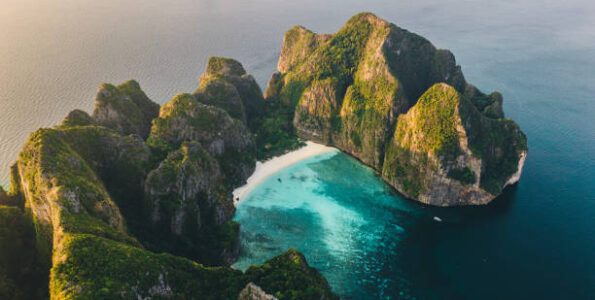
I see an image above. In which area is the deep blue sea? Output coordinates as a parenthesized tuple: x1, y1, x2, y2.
(1, 0, 594, 298)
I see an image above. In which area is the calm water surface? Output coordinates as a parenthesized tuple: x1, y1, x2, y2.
(1, 0, 594, 298)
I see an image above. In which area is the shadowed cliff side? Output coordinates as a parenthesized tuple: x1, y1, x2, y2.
(3, 66, 336, 298)
(266, 12, 527, 205)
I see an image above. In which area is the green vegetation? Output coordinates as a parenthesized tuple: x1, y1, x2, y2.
(0, 11, 529, 298)
(51, 233, 246, 299)
(142, 141, 238, 265)
(59, 110, 94, 127)
(394, 83, 462, 157)
(197, 57, 265, 129)
(206, 57, 246, 76)
(10, 111, 335, 298)
(382, 145, 429, 198)
(245, 249, 338, 300)
(151, 93, 239, 145)
(52, 233, 333, 299)
(92, 80, 159, 139)
(272, 12, 525, 202)
(195, 77, 246, 123)
(464, 114, 527, 193)
(447, 167, 476, 185)
(0, 206, 48, 299)
(150, 92, 256, 191)
(383, 84, 462, 198)
(383, 83, 526, 200)
(251, 98, 305, 160)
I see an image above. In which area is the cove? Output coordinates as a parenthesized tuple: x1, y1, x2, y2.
(233, 150, 437, 299)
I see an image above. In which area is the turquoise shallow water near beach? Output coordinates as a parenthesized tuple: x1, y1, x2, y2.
(233, 150, 423, 298)
(234, 147, 594, 299)
(1, 0, 594, 298)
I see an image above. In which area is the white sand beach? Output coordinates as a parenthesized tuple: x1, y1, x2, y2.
(233, 141, 337, 204)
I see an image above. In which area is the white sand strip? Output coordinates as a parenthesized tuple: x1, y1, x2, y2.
(233, 141, 337, 204)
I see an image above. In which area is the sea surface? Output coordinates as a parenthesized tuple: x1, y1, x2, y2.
(1, 0, 594, 298)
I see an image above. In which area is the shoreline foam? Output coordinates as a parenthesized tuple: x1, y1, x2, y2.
(233, 141, 337, 204)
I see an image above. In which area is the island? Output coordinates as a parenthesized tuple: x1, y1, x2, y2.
(0, 12, 526, 299)
(266, 12, 527, 206)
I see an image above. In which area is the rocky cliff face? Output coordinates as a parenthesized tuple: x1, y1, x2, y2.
(92, 80, 160, 139)
(144, 140, 239, 265)
(268, 12, 527, 205)
(382, 83, 526, 205)
(238, 283, 278, 300)
(144, 89, 255, 264)
(3, 73, 335, 298)
(194, 57, 265, 129)
(145, 141, 230, 233)
(150, 93, 256, 187)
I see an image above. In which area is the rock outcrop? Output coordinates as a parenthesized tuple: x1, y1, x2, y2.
(150, 93, 256, 187)
(238, 283, 278, 300)
(194, 57, 265, 128)
(382, 83, 526, 205)
(0, 205, 48, 299)
(144, 140, 239, 265)
(244, 249, 337, 300)
(145, 141, 231, 233)
(59, 109, 94, 127)
(92, 80, 160, 139)
(4, 75, 335, 298)
(267, 12, 527, 205)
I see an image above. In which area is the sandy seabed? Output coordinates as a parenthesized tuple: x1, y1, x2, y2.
(232, 141, 337, 204)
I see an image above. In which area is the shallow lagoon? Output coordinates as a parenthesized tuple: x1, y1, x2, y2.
(234, 147, 594, 299)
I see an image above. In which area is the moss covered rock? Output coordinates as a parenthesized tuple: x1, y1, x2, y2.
(150, 93, 256, 187)
(144, 141, 238, 265)
(59, 110, 95, 128)
(269, 12, 527, 205)
(0, 205, 48, 299)
(194, 57, 265, 128)
(92, 80, 160, 139)
(245, 249, 337, 300)
(195, 76, 247, 123)
(8, 113, 335, 298)
(382, 83, 527, 205)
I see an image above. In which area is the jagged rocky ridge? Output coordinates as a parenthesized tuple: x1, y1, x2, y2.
(0, 12, 529, 299)
(266, 12, 527, 205)
(0, 58, 336, 299)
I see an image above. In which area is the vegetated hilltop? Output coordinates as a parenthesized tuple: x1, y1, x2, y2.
(0, 12, 529, 299)
(0, 57, 335, 299)
(266, 12, 527, 206)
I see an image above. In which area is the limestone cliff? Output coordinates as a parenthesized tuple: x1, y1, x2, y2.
(4, 76, 335, 298)
(382, 84, 526, 205)
(150, 93, 256, 187)
(268, 12, 527, 205)
(92, 80, 160, 139)
(194, 57, 265, 128)
(238, 283, 278, 300)
(144, 141, 239, 265)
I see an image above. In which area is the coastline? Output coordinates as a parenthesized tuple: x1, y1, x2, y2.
(233, 141, 337, 204)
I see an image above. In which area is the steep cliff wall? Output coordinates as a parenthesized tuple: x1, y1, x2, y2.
(6, 74, 335, 298)
(268, 12, 527, 205)
(91, 80, 160, 139)
(194, 57, 265, 129)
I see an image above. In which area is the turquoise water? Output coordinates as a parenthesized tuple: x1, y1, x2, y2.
(233, 151, 423, 297)
(234, 146, 594, 299)
(1, 0, 594, 298)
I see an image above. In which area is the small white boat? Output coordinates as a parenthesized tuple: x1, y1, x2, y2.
(433, 216, 442, 222)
